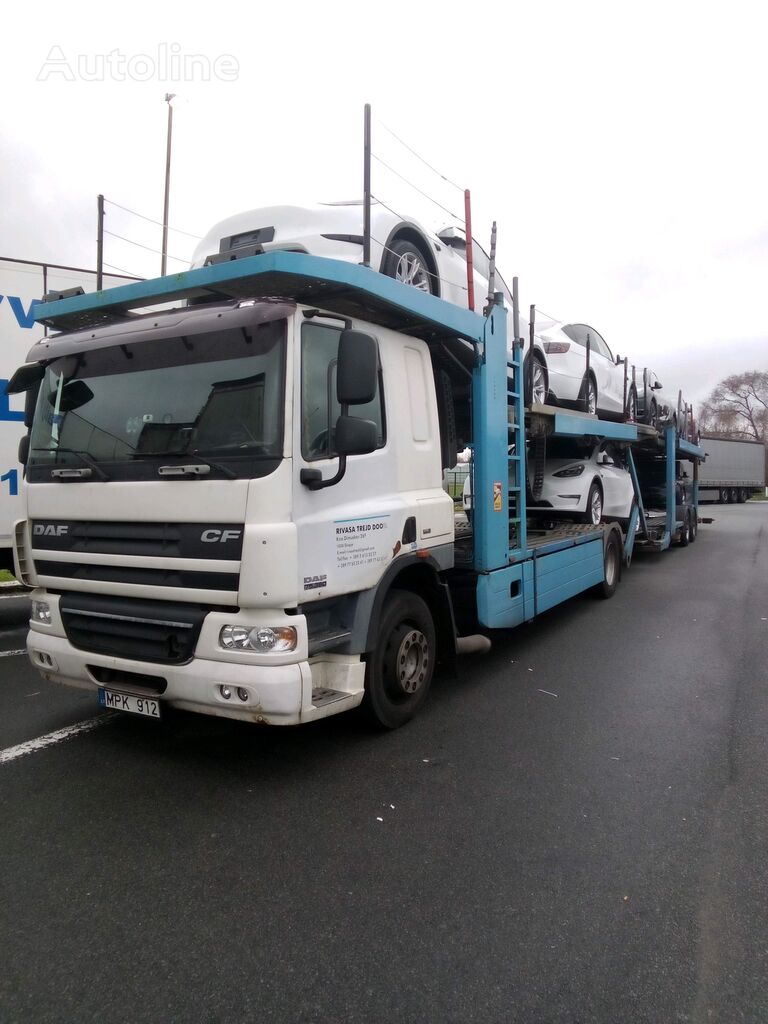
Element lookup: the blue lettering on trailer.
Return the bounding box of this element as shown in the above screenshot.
[0,382,24,422]
[0,295,41,329]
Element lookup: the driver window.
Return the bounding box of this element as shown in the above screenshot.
[301,322,385,461]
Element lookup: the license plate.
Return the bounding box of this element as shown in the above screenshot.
[98,688,161,718]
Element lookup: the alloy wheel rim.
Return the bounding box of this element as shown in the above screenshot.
[591,490,602,524]
[532,362,547,405]
[588,382,597,414]
[395,252,431,292]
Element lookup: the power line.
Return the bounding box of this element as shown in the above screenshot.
[102,261,144,279]
[104,229,188,264]
[104,198,202,240]
[378,120,465,194]
[371,153,462,221]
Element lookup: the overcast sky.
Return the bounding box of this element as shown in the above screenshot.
[2,0,766,406]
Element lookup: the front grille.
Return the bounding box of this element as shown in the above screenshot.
[37,561,238,591]
[60,593,208,664]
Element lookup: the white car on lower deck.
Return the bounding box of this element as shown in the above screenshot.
[527,439,635,525]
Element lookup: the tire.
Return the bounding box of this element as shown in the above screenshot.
[582,375,598,415]
[627,388,637,423]
[677,510,691,546]
[648,398,658,429]
[362,590,436,729]
[380,238,437,295]
[596,530,621,599]
[689,509,698,542]
[524,353,549,407]
[583,481,603,525]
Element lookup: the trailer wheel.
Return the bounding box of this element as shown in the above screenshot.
[689,510,698,542]
[596,531,621,599]
[678,512,691,546]
[362,590,436,729]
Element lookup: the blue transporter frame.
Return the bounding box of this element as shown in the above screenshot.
[471,300,637,631]
[629,428,705,553]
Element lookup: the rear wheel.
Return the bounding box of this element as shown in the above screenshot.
[380,239,436,295]
[689,509,698,542]
[627,388,637,422]
[524,353,549,407]
[677,511,691,546]
[596,530,621,599]
[362,590,436,729]
[582,375,598,415]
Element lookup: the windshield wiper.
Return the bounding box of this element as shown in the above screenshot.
[32,447,111,481]
[147,450,238,480]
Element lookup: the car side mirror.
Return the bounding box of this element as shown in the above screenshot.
[652,381,663,390]
[337,330,378,405]
[335,415,377,456]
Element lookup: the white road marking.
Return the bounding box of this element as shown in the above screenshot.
[0,649,27,658]
[0,713,117,765]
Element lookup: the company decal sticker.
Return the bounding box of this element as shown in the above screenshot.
[493,481,503,512]
[334,515,391,570]
[303,574,328,591]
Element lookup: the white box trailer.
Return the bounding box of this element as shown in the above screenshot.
[698,435,766,503]
[0,258,136,570]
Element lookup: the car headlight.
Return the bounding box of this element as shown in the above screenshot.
[553,464,585,478]
[31,600,52,625]
[219,625,297,653]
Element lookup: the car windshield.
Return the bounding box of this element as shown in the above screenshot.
[28,319,286,481]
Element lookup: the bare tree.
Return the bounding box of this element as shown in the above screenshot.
[699,371,768,443]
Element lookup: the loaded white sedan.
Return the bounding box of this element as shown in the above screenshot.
[530,321,636,422]
[527,439,635,524]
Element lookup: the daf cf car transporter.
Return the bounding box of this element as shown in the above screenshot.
[6,252,705,728]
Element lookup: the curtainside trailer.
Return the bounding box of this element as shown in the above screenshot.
[698,435,765,503]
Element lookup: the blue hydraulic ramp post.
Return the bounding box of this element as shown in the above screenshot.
[625,448,648,541]
[665,426,676,546]
[472,296,509,572]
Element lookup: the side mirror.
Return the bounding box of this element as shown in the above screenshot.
[6,363,44,395]
[18,434,30,465]
[337,330,378,405]
[335,415,377,456]
[47,379,94,413]
[652,381,663,390]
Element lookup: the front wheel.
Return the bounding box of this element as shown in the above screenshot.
[362,590,436,729]
[583,481,603,525]
[380,239,436,295]
[677,511,691,546]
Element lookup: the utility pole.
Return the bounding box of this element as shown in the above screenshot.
[96,193,105,290]
[161,93,175,276]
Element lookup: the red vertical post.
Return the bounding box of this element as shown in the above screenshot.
[464,189,475,311]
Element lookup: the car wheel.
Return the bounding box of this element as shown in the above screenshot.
[582,375,598,415]
[380,239,436,295]
[583,481,603,525]
[524,353,549,406]
[596,530,621,599]
[649,398,658,429]
[362,590,436,729]
[628,388,637,422]
[689,509,698,542]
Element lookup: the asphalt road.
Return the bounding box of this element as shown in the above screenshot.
[1,504,766,1024]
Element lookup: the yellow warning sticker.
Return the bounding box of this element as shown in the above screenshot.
[493,481,503,512]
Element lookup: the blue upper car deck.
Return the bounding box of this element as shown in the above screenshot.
[33,251,488,347]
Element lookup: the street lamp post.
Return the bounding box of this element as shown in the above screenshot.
[161,93,176,276]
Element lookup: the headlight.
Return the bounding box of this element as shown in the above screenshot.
[553,464,585,478]
[219,624,297,653]
[31,600,52,625]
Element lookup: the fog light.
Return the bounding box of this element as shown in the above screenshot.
[219,624,297,653]
[219,685,232,700]
[237,688,249,702]
[31,600,52,625]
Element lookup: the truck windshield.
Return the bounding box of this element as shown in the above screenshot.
[28,319,286,482]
